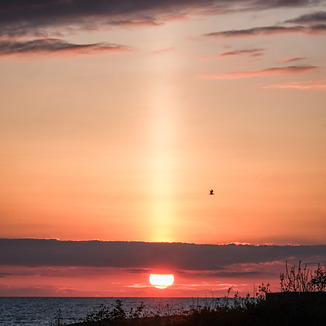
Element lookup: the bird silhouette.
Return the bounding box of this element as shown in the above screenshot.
[209,189,214,195]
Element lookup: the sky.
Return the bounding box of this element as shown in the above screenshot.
[0,0,326,297]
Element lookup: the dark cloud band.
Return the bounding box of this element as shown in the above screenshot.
[0,0,319,37]
[1,239,325,270]
[206,25,309,37]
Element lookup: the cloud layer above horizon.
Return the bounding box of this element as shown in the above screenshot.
[1,239,325,270]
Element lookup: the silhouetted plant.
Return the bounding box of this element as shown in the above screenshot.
[128,301,145,319]
[83,304,110,323]
[256,282,271,298]
[83,300,126,324]
[222,286,233,309]
[310,264,326,292]
[110,299,126,320]
[280,261,326,292]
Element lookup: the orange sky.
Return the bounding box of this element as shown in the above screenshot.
[0,0,326,296]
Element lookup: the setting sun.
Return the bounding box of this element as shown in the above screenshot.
[149,274,174,289]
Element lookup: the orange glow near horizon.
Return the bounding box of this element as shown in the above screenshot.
[149,274,175,289]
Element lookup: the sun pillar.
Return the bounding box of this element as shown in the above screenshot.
[147,67,177,243]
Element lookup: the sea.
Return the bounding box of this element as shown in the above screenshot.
[0,297,221,325]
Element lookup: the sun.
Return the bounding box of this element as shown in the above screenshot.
[149,274,174,289]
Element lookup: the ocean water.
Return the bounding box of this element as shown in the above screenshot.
[0,297,217,326]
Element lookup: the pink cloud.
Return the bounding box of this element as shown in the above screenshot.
[200,65,317,80]
[265,82,326,90]
[148,47,174,55]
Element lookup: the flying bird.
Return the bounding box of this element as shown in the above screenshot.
[209,189,214,195]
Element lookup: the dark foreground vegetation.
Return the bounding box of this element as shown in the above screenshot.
[54,262,325,326]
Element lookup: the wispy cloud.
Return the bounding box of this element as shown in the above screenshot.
[106,19,161,28]
[205,25,320,38]
[279,56,307,63]
[0,38,130,57]
[219,48,265,57]
[200,65,317,80]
